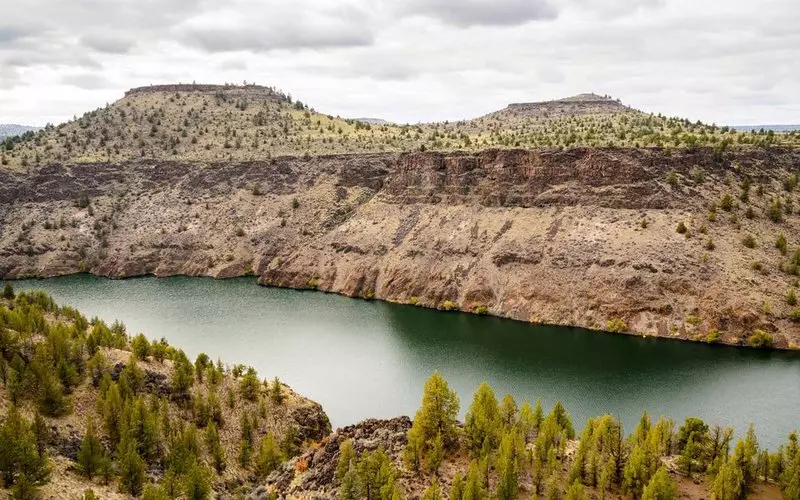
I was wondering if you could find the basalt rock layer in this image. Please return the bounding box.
[1,147,799,348]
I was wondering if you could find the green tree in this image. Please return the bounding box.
[423,479,443,500]
[337,439,356,483]
[464,382,501,457]
[77,418,106,479]
[0,406,51,489]
[495,429,523,500]
[641,466,677,500]
[270,377,286,405]
[2,282,14,300]
[183,462,211,500]
[404,372,460,471]
[449,472,465,500]
[499,393,518,428]
[116,438,146,496]
[712,458,744,500]
[239,367,260,401]
[131,333,151,360]
[565,481,587,500]
[254,432,283,478]
[462,460,486,500]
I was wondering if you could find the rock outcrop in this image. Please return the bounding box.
[1,147,799,348]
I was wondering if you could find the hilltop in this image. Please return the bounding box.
[1,83,797,170]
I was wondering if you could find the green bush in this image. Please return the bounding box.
[474,305,489,315]
[706,329,722,343]
[747,330,773,348]
[440,300,457,311]
[742,234,756,248]
[606,318,629,333]
[788,288,797,306]
[676,222,687,234]
[788,309,800,323]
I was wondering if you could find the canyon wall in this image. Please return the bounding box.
[1,147,799,348]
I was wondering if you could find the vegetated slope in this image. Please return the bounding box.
[2,292,798,499]
[1,147,799,349]
[0,287,330,498]
[1,84,798,171]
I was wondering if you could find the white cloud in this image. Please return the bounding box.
[0,0,798,126]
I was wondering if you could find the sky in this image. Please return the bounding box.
[0,0,798,127]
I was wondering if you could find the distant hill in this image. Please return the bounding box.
[732,124,800,132]
[0,124,40,139]
[0,84,796,170]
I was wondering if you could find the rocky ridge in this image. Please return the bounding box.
[1,146,799,348]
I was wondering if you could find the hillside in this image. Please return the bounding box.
[0,83,799,349]
[1,84,797,171]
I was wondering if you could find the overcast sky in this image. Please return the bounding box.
[1,0,798,126]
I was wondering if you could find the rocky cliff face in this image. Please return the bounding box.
[1,147,799,348]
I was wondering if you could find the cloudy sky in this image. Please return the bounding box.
[1,0,798,126]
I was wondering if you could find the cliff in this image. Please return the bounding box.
[1,147,799,348]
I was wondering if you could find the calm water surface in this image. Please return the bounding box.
[11,275,800,448]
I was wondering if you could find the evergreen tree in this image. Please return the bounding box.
[337,439,356,483]
[254,432,283,478]
[464,382,501,457]
[518,400,537,443]
[462,460,486,500]
[116,438,146,496]
[183,462,211,500]
[338,467,358,500]
[449,472,465,500]
[495,429,522,500]
[641,466,677,500]
[239,367,260,401]
[270,377,286,405]
[205,423,226,474]
[422,479,443,500]
[77,418,106,479]
[2,282,14,300]
[565,481,587,500]
[712,458,744,500]
[549,401,576,439]
[499,393,518,428]
[31,412,50,458]
[131,333,151,360]
[404,372,460,471]
[0,406,51,489]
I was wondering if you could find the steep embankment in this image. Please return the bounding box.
[1,147,799,348]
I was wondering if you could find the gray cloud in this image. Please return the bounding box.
[399,0,558,27]
[60,73,114,90]
[80,33,135,54]
[0,0,798,126]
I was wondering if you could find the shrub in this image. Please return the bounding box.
[440,300,457,311]
[776,233,788,255]
[307,278,319,290]
[747,330,773,348]
[234,227,245,237]
[474,305,489,315]
[408,296,419,305]
[720,194,734,211]
[788,288,797,306]
[706,329,722,343]
[676,222,687,234]
[742,234,756,248]
[606,318,628,333]
[788,309,800,323]
[666,170,679,187]
[705,238,716,251]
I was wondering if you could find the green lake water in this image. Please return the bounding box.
[10,275,800,448]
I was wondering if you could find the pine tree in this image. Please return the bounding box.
[641,466,677,500]
[116,438,146,496]
[449,472,465,500]
[239,367,260,401]
[565,480,587,500]
[205,423,226,474]
[338,467,358,500]
[337,439,356,483]
[495,430,522,500]
[404,372,460,471]
[183,462,211,500]
[270,377,286,404]
[254,432,283,478]
[2,282,14,300]
[712,458,744,500]
[499,393,518,428]
[462,460,486,500]
[0,406,51,488]
[422,479,443,500]
[464,382,501,457]
[77,418,106,479]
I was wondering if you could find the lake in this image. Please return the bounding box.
[10,275,800,449]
